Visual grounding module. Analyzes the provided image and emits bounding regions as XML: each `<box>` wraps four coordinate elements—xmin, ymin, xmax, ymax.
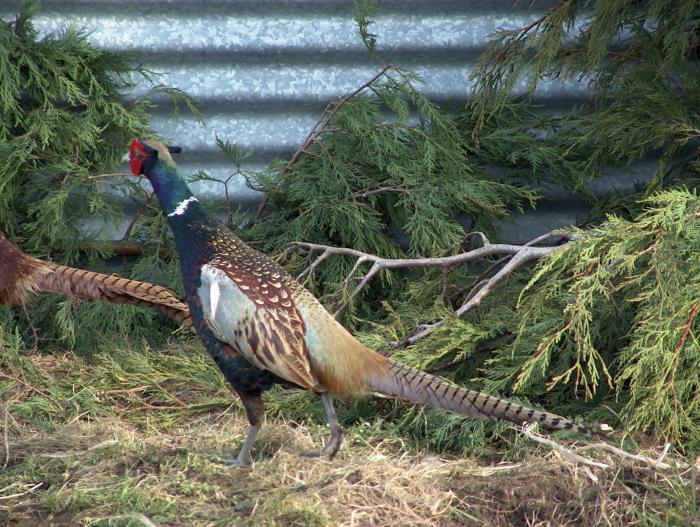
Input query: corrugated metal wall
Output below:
<box><xmin>0</xmin><ymin>0</ymin><xmax>653</xmax><ymax>242</ymax></box>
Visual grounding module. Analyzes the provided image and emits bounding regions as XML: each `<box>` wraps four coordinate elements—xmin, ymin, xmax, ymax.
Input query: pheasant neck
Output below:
<box><xmin>144</xmin><ymin>161</ymin><xmax>199</xmax><ymax>218</ymax></box>
<box><xmin>143</xmin><ymin>160</ymin><xmax>218</xmax><ymax>263</ymax></box>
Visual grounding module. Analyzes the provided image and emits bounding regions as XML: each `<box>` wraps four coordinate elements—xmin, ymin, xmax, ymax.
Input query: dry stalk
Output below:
<box><xmin>520</xmin><ymin>425</ymin><xmax>681</xmax><ymax>472</ymax></box>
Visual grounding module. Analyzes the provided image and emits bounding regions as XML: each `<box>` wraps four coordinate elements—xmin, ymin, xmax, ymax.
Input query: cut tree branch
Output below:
<box><xmin>121</xmin><ymin>191</ymin><xmax>154</xmax><ymax>241</ymax></box>
<box><xmin>290</xmin><ymin>229</ymin><xmax>581</xmax><ymax>344</ymax></box>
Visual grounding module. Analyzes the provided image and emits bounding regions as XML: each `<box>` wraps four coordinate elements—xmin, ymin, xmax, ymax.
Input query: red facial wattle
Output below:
<box><xmin>128</xmin><ymin>140</ymin><xmax>147</xmax><ymax>175</ymax></box>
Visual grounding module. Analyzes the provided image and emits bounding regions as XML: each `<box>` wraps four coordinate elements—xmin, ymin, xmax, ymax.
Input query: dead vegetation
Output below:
<box><xmin>0</xmin><ymin>345</ymin><xmax>698</xmax><ymax>527</ymax></box>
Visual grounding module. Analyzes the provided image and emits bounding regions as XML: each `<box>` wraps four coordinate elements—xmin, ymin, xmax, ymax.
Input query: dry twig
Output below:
<box><xmin>521</xmin><ymin>425</ymin><xmax>679</xmax><ymax>472</ymax></box>
<box><xmin>1</xmin><ymin>401</ymin><xmax>9</xmax><ymax>470</ymax></box>
<box><xmin>290</xmin><ymin>229</ymin><xmax>580</xmax><ymax>344</ymax></box>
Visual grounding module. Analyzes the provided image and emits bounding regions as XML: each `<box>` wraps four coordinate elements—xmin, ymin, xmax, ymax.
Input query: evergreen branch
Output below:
<box><xmin>673</xmin><ymin>301</ymin><xmax>700</xmax><ymax>359</ymax></box>
<box><xmin>607</xmin><ymin>51</ymin><xmax>644</xmax><ymax>63</ymax></box>
<box><xmin>488</xmin><ymin>1</ymin><xmax>568</xmax><ymax>66</ymax></box>
<box><xmin>121</xmin><ymin>191</ymin><xmax>154</xmax><ymax>241</ymax></box>
<box><xmin>668</xmin><ymin>301</ymin><xmax>700</xmax><ymax>405</ymax></box>
<box><xmin>424</xmin><ymin>334</ymin><xmax>513</xmax><ymax>374</ymax></box>
<box><xmin>253</xmin><ymin>64</ymin><xmax>393</xmax><ymax>222</ymax></box>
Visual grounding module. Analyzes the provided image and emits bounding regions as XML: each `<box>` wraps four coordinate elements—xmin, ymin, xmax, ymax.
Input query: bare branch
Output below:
<box><xmin>522</xmin><ymin>426</ymin><xmax>681</xmax><ymax>472</ymax></box>
<box><xmin>1</xmin><ymin>402</ymin><xmax>10</xmax><ymax>470</ymax></box>
<box><xmin>121</xmin><ymin>191</ymin><xmax>154</xmax><ymax>241</ymax></box>
<box><xmin>520</xmin><ymin>425</ymin><xmax>610</xmax><ymax>469</ymax></box>
<box><xmin>289</xmin><ymin>229</ymin><xmax>581</xmax><ymax>337</ymax></box>
<box><xmin>351</xmin><ymin>186</ymin><xmax>410</xmax><ymax>200</ymax></box>
<box><xmin>21</xmin><ymin>303</ymin><xmax>40</xmax><ymax>352</ymax></box>
<box><xmin>402</xmin><ymin>245</ymin><xmax>559</xmax><ymax>346</ymax></box>
<box><xmin>297</xmin><ymin>249</ymin><xmax>332</xmax><ymax>282</ymax></box>
<box><xmin>86</xmin><ymin>172</ymin><xmax>130</xmax><ymax>180</ymax></box>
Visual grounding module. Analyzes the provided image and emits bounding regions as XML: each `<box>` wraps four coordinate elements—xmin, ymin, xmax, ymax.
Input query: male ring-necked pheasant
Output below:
<box><xmin>127</xmin><ymin>139</ymin><xmax>598</xmax><ymax>466</ymax></box>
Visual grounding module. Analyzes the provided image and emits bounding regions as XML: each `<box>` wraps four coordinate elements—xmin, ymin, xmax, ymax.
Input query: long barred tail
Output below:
<box><xmin>0</xmin><ymin>231</ymin><xmax>191</xmax><ymax>327</ymax></box>
<box><xmin>367</xmin><ymin>359</ymin><xmax>596</xmax><ymax>435</ymax></box>
<box><xmin>39</xmin><ymin>262</ymin><xmax>192</xmax><ymax>326</ymax></box>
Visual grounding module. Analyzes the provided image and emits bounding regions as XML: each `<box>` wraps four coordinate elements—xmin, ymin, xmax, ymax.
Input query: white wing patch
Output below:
<box><xmin>198</xmin><ymin>263</ymin><xmax>259</xmax><ymax>356</ymax></box>
<box><xmin>209</xmin><ymin>280</ymin><xmax>220</xmax><ymax>319</ymax></box>
<box><xmin>167</xmin><ymin>196</ymin><xmax>198</xmax><ymax>217</ymax></box>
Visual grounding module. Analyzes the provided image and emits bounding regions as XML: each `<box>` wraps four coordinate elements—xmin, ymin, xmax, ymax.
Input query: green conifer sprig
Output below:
<box><xmin>471</xmin><ymin>0</ymin><xmax>700</xmax><ymax>193</ymax></box>
<box><xmin>0</xmin><ymin>1</ymin><xmax>196</xmax><ymax>260</ymax></box>
<box><xmin>480</xmin><ymin>190</ymin><xmax>699</xmax><ymax>445</ymax></box>
<box><xmin>0</xmin><ymin>1</ymin><xmax>193</xmax><ymax>349</ymax></box>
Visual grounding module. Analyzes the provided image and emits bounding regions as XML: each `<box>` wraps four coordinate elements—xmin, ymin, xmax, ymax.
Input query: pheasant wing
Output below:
<box><xmin>198</xmin><ymin>260</ymin><xmax>319</xmax><ymax>391</ymax></box>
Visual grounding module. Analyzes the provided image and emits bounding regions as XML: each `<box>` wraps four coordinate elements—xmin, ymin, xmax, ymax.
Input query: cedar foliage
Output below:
<box><xmin>0</xmin><ymin>1</ymin><xmax>192</xmax><ymax>348</ymax></box>
<box><xmin>466</xmin><ymin>0</ymin><xmax>700</xmax><ymax>448</ymax></box>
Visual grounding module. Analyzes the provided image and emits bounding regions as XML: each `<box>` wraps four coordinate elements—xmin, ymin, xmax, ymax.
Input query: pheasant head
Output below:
<box><xmin>127</xmin><ymin>140</ymin><xmax>177</xmax><ymax>176</ymax></box>
<box><xmin>125</xmin><ymin>140</ymin><xmax>197</xmax><ymax>219</ymax></box>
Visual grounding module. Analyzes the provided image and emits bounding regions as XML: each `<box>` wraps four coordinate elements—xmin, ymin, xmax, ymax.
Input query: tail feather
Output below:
<box><xmin>0</xmin><ymin>231</ymin><xmax>191</xmax><ymax>326</ymax></box>
<box><xmin>38</xmin><ymin>262</ymin><xmax>192</xmax><ymax>326</ymax></box>
<box><xmin>367</xmin><ymin>359</ymin><xmax>596</xmax><ymax>435</ymax></box>
<box><xmin>0</xmin><ymin>232</ymin><xmax>51</xmax><ymax>304</ymax></box>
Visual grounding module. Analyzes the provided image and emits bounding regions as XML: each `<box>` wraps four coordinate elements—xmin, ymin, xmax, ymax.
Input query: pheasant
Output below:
<box><xmin>126</xmin><ymin>139</ymin><xmax>599</xmax><ymax>465</ymax></box>
<box><xmin>0</xmin><ymin>231</ymin><xmax>280</xmax><ymax>433</ymax></box>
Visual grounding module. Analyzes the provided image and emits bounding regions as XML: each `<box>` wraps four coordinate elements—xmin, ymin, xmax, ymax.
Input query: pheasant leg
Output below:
<box><xmin>230</xmin><ymin>424</ymin><xmax>260</xmax><ymax>467</ymax></box>
<box><xmin>302</xmin><ymin>392</ymin><xmax>344</xmax><ymax>460</ymax></box>
<box><xmin>229</xmin><ymin>389</ymin><xmax>264</xmax><ymax>467</ymax></box>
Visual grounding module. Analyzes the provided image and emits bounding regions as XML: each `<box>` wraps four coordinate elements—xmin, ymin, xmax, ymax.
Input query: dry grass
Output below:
<box><xmin>0</xmin><ymin>348</ymin><xmax>698</xmax><ymax>527</ymax></box>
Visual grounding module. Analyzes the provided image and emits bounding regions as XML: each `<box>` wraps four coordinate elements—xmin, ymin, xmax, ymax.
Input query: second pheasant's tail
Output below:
<box><xmin>38</xmin><ymin>262</ymin><xmax>192</xmax><ymax>326</ymax></box>
<box><xmin>366</xmin><ymin>358</ymin><xmax>597</xmax><ymax>435</ymax></box>
<box><xmin>0</xmin><ymin>232</ymin><xmax>51</xmax><ymax>304</ymax></box>
<box><xmin>0</xmin><ymin>231</ymin><xmax>191</xmax><ymax>326</ymax></box>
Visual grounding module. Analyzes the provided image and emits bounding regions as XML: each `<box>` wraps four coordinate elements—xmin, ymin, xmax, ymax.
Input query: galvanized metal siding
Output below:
<box><xmin>1</xmin><ymin>1</ymin><xmax>650</xmax><ymax>241</ymax></box>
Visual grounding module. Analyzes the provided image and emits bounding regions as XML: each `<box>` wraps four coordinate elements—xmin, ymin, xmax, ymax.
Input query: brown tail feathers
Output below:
<box><xmin>367</xmin><ymin>358</ymin><xmax>598</xmax><ymax>436</ymax></box>
<box><xmin>0</xmin><ymin>231</ymin><xmax>191</xmax><ymax>326</ymax></box>
<box><xmin>38</xmin><ymin>262</ymin><xmax>191</xmax><ymax>326</ymax></box>
<box><xmin>0</xmin><ymin>232</ymin><xmax>51</xmax><ymax>304</ymax></box>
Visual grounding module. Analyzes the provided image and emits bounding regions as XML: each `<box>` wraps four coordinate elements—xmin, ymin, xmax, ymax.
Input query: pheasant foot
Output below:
<box><xmin>227</xmin><ymin>424</ymin><xmax>259</xmax><ymax>467</ymax></box>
